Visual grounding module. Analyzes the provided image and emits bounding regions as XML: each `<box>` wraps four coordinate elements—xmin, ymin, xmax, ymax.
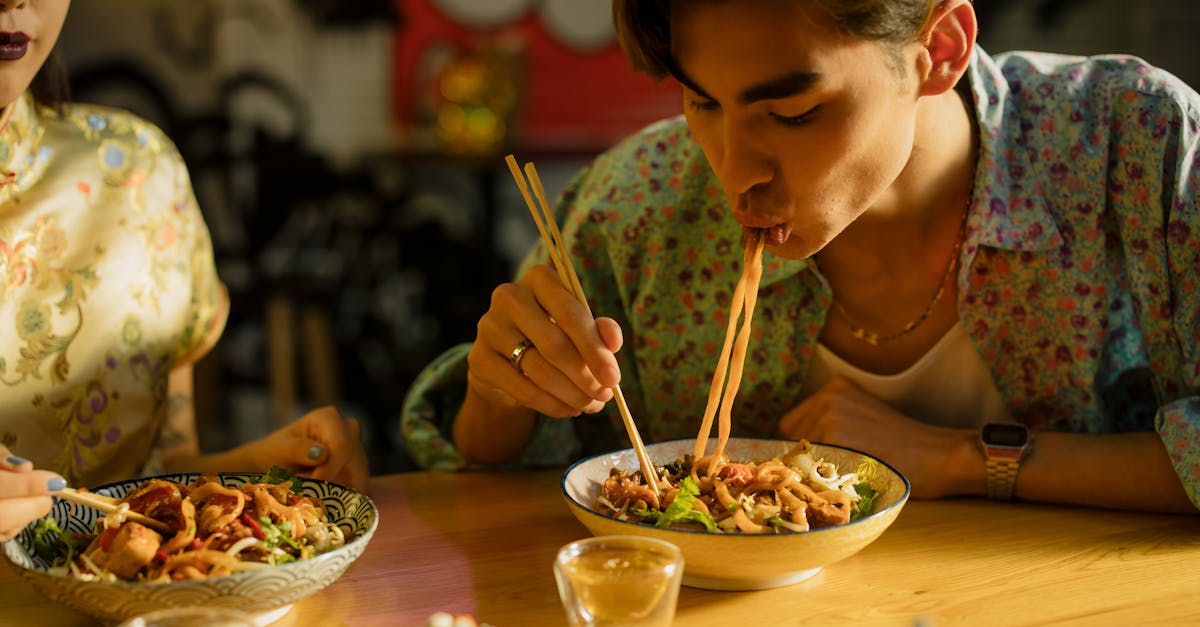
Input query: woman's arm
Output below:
<box><xmin>158</xmin><ymin>280</ymin><xmax>229</xmax><ymax>471</ymax></box>
<box><xmin>158</xmin><ymin>363</ymin><xmax>204</xmax><ymax>472</ymax></box>
<box><xmin>157</xmin><ymin>362</ymin><xmax>256</xmax><ymax>473</ymax></box>
<box><xmin>159</xmin><ymin>364</ymin><xmax>368</xmax><ymax>490</ymax></box>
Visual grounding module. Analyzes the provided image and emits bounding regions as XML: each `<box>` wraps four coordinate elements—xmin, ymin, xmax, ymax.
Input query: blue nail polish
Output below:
<box><xmin>307</xmin><ymin>445</ymin><xmax>324</xmax><ymax>461</ymax></box>
<box><xmin>47</xmin><ymin>477</ymin><xmax>67</xmax><ymax>491</ymax></box>
<box><xmin>5</xmin><ymin>455</ymin><xmax>28</xmax><ymax>466</ymax></box>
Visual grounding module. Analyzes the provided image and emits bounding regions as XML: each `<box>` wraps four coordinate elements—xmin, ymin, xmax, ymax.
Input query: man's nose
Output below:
<box><xmin>717</xmin><ymin>119</ymin><xmax>773</xmax><ymax>197</ymax></box>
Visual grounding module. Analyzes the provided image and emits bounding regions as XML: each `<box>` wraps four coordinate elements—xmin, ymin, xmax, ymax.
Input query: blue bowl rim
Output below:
<box><xmin>6</xmin><ymin>471</ymin><xmax>379</xmax><ymax>587</ymax></box>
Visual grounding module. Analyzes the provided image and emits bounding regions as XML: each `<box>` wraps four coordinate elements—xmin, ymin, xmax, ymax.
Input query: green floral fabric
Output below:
<box><xmin>401</xmin><ymin>49</ymin><xmax>1200</xmax><ymax>509</ymax></box>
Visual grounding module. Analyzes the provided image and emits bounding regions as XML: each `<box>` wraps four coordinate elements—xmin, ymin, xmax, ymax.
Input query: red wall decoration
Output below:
<box><xmin>392</xmin><ymin>0</ymin><xmax>682</xmax><ymax>156</ymax></box>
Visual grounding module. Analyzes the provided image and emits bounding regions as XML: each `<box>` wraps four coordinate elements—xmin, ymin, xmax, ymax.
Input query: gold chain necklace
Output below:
<box><xmin>825</xmin><ymin>84</ymin><xmax>978</xmax><ymax>346</ymax></box>
<box><xmin>824</xmin><ymin>199</ymin><xmax>971</xmax><ymax>347</ymax></box>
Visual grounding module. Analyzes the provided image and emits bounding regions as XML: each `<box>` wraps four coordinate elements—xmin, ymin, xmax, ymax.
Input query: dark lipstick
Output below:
<box><xmin>0</xmin><ymin>32</ymin><xmax>29</xmax><ymax>61</ymax></box>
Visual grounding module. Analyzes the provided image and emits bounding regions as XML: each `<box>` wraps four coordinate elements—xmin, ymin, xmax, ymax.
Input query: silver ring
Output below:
<box><xmin>509</xmin><ymin>338</ymin><xmax>534</xmax><ymax>370</ymax></box>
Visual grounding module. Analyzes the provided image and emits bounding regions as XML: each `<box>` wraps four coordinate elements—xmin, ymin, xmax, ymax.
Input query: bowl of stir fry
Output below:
<box><xmin>2</xmin><ymin>468</ymin><xmax>377</xmax><ymax>625</ymax></box>
<box><xmin>561</xmin><ymin>437</ymin><xmax>909</xmax><ymax>591</ymax></box>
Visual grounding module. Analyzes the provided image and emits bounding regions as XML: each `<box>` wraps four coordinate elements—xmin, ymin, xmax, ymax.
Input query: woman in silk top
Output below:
<box><xmin>0</xmin><ymin>0</ymin><xmax>368</xmax><ymax>542</ymax></box>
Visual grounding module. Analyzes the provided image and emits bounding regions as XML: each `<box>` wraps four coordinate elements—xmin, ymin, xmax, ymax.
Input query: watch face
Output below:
<box><xmin>982</xmin><ymin>422</ymin><xmax>1029</xmax><ymax>447</ymax></box>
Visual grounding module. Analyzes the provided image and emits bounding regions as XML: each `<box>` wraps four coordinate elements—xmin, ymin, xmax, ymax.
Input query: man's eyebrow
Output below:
<box><xmin>738</xmin><ymin>71</ymin><xmax>821</xmax><ymax>105</ymax></box>
<box><xmin>670</xmin><ymin>61</ymin><xmax>821</xmax><ymax>106</ymax></box>
<box><xmin>668</xmin><ymin>61</ymin><xmax>715</xmax><ymax>102</ymax></box>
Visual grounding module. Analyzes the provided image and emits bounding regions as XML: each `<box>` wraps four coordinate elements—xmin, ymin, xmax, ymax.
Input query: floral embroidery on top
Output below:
<box><xmin>0</xmin><ymin>93</ymin><xmax>223</xmax><ymax>486</ymax></box>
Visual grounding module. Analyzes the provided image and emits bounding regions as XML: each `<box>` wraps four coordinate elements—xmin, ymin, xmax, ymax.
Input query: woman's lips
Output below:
<box><xmin>0</xmin><ymin>32</ymin><xmax>29</xmax><ymax>61</ymax></box>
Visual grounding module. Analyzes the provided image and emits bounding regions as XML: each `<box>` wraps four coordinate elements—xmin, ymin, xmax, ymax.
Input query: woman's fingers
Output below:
<box><xmin>0</xmin><ymin>465</ymin><xmax>61</xmax><ymax>542</ymax></box>
<box><xmin>248</xmin><ymin>406</ymin><xmax>369</xmax><ymax>492</ymax></box>
<box><xmin>0</xmin><ymin>469</ymin><xmax>66</xmax><ymax>500</ymax></box>
<box><xmin>327</xmin><ymin>419</ymin><xmax>367</xmax><ymax>490</ymax></box>
<box><xmin>0</xmin><ymin>495</ymin><xmax>54</xmax><ymax>542</ymax></box>
<box><xmin>0</xmin><ymin>445</ymin><xmax>32</xmax><ymax>471</ymax></box>
<box><xmin>296</xmin><ymin>407</ymin><xmax>369</xmax><ymax>491</ymax></box>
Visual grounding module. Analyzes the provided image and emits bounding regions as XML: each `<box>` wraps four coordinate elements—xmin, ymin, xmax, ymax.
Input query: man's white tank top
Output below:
<box><xmin>801</xmin><ymin>323</ymin><xmax>1011</xmax><ymax>428</ymax></box>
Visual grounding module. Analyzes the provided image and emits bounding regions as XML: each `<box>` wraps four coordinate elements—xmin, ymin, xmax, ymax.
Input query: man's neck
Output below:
<box><xmin>818</xmin><ymin>86</ymin><xmax>977</xmax><ymax>281</ymax></box>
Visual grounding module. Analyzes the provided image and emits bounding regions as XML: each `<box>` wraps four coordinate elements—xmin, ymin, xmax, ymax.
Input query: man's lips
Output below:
<box><xmin>760</xmin><ymin>224</ymin><xmax>793</xmax><ymax>246</ymax></box>
<box><xmin>0</xmin><ymin>32</ymin><xmax>29</xmax><ymax>61</ymax></box>
<box><xmin>734</xmin><ymin>213</ymin><xmax>793</xmax><ymax>245</ymax></box>
<box><xmin>732</xmin><ymin>211</ymin><xmax>783</xmax><ymax>230</ymax></box>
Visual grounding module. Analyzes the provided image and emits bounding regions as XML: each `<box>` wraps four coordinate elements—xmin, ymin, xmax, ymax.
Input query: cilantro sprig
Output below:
<box><xmin>260</xmin><ymin>465</ymin><xmax>303</xmax><ymax>492</ymax></box>
<box><xmin>850</xmin><ymin>483</ymin><xmax>880</xmax><ymax>521</ymax></box>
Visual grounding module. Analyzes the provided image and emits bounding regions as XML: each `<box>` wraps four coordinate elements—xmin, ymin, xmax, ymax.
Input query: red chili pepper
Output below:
<box><xmin>241</xmin><ymin>513</ymin><xmax>265</xmax><ymax>540</ymax></box>
<box><xmin>155</xmin><ymin>550</ymin><xmax>170</xmax><ymax>562</ymax></box>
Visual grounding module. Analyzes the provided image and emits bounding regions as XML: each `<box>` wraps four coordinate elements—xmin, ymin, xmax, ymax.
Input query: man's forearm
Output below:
<box><xmin>1017</xmin><ymin>431</ymin><xmax>1196</xmax><ymax>514</ymax></box>
<box><xmin>452</xmin><ymin>386</ymin><xmax>537</xmax><ymax>464</ymax></box>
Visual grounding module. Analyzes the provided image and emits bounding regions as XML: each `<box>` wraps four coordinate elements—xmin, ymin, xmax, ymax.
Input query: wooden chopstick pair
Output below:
<box><xmin>504</xmin><ymin>154</ymin><xmax>661</xmax><ymax>498</ymax></box>
<box><xmin>53</xmin><ymin>487</ymin><xmax>173</xmax><ymax>534</ymax></box>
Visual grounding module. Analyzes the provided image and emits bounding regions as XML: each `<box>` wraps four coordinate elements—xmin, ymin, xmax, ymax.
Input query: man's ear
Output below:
<box><xmin>916</xmin><ymin>0</ymin><xmax>977</xmax><ymax>97</ymax></box>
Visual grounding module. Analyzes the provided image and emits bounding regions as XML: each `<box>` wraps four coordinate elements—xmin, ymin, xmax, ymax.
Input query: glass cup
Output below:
<box><xmin>554</xmin><ymin>535</ymin><xmax>684</xmax><ymax>627</ymax></box>
<box><xmin>116</xmin><ymin>607</ymin><xmax>257</xmax><ymax>627</ymax></box>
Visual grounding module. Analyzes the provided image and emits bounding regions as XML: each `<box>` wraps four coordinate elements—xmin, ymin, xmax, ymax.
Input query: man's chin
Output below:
<box><xmin>763</xmin><ymin>238</ymin><xmax>817</xmax><ymax>261</ymax></box>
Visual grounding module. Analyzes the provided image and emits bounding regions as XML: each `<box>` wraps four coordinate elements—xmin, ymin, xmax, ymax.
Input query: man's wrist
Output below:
<box><xmin>453</xmin><ymin>386</ymin><xmax>536</xmax><ymax>464</ymax></box>
<box><xmin>948</xmin><ymin>428</ymin><xmax>989</xmax><ymax>496</ymax></box>
<box><xmin>977</xmin><ymin>422</ymin><xmax>1034</xmax><ymax>500</ymax></box>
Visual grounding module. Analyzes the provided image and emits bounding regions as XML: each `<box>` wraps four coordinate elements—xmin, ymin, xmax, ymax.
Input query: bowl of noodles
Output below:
<box><xmin>2</xmin><ymin>470</ymin><xmax>378</xmax><ymax>625</ymax></box>
<box><xmin>561</xmin><ymin>437</ymin><xmax>910</xmax><ymax>591</ymax></box>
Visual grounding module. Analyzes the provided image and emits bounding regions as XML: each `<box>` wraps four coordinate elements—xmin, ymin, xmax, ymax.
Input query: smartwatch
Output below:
<box><xmin>978</xmin><ymin>422</ymin><xmax>1033</xmax><ymax>500</ymax></box>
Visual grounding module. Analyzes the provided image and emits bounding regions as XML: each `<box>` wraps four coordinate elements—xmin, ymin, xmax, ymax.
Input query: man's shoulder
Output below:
<box><xmin>593</xmin><ymin>115</ymin><xmax>701</xmax><ymax>170</ymax></box>
<box><xmin>562</xmin><ymin>115</ymin><xmax>727</xmax><ymax>243</ymax></box>
<box><xmin>992</xmin><ymin>50</ymin><xmax>1198</xmax><ymax>116</ymax></box>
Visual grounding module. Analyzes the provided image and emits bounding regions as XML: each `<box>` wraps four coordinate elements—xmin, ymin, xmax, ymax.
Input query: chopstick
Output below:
<box><xmin>53</xmin><ymin>487</ymin><xmax>173</xmax><ymax>534</ymax></box>
<box><xmin>505</xmin><ymin>154</ymin><xmax>661</xmax><ymax>499</ymax></box>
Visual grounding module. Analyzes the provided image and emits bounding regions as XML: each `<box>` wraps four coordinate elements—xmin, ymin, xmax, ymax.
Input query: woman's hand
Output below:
<box><xmin>778</xmin><ymin>377</ymin><xmax>979</xmax><ymax>498</ymax></box>
<box><xmin>0</xmin><ymin>446</ymin><xmax>65</xmax><ymax>542</ymax></box>
<box><xmin>241</xmin><ymin>406</ymin><xmax>369</xmax><ymax>491</ymax></box>
<box><xmin>466</xmin><ymin>263</ymin><xmax>623</xmax><ymax>419</ymax></box>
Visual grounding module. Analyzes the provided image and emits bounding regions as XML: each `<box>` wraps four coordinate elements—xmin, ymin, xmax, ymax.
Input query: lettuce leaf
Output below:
<box><xmin>257</xmin><ymin>516</ymin><xmax>301</xmax><ymax>565</ymax></box>
<box><xmin>31</xmin><ymin>517</ymin><xmax>87</xmax><ymax>565</ymax></box>
<box><xmin>633</xmin><ymin>476</ymin><xmax>719</xmax><ymax>532</ymax></box>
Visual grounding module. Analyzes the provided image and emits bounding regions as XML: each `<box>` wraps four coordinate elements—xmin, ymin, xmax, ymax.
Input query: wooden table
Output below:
<box><xmin>3</xmin><ymin>470</ymin><xmax>1199</xmax><ymax>626</ymax></box>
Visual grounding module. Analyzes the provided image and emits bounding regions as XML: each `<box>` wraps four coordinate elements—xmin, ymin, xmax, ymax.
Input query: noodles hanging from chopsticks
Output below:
<box><xmin>595</xmin><ymin>230</ymin><xmax>878</xmax><ymax>534</ymax></box>
<box><xmin>692</xmin><ymin>230</ymin><xmax>767</xmax><ymax>468</ymax></box>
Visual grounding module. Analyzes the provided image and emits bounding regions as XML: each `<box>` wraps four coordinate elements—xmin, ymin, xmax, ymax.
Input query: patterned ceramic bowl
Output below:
<box><xmin>561</xmin><ymin>438</ymin><xmax>910</xmax><ymax>591</ymax></box>
<box><xmin>3</xmin><ymin>472</ymin><xmax>378</xmax><ymax>625</ymax></box>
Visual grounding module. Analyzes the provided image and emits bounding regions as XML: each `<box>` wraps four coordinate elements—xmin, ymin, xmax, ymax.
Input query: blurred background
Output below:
<box><xmin>57</xmin><ymin>0</ymin><xmax>1200</xmax><ymax>474</ymax></box>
